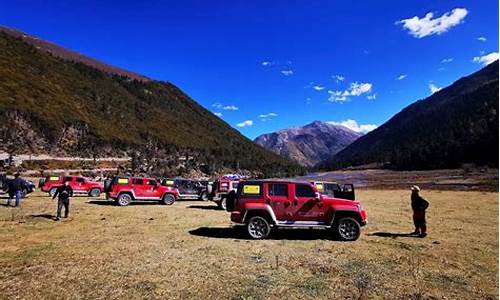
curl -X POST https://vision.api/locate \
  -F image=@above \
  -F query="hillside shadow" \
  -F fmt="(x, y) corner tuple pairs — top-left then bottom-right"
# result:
(369, 231), (420, 238)
(189, 227), (335, 240)
(187, 205), (221, 211)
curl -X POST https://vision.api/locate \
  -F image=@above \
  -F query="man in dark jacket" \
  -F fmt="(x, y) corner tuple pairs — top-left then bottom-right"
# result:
(411, 185), (429, 238)
(52, 181), (73, 220)
(7, 173), (26, 207)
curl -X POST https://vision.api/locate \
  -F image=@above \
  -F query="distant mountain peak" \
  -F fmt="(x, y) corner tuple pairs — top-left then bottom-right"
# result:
(255, 121), (361, 167)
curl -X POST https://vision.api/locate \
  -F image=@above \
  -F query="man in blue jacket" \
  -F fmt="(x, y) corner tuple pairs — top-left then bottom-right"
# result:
(7, 173), (26, 207)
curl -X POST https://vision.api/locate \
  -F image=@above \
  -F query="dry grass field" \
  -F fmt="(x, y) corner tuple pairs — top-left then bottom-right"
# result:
(0, 188), (497, 299)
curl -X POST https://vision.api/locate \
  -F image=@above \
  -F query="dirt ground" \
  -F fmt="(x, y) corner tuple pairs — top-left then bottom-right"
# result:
(0, 189), (497, 299)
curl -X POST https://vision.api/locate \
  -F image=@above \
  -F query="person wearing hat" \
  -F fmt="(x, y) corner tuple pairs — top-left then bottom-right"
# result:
(410, 185), (429, 237)
(7, 173), (27, 207)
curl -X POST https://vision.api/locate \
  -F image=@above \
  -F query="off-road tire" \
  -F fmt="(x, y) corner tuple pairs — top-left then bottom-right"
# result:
(89, 188), (101, 197)
(218, 198), (227, 210)
(49, 187), (58, 197)
(162, 194), (176, 205)
(247, 216), (271, 239)
(199, 192), (208, 201)
(116, 193), (132, 206)
(334, 217), (361, 241)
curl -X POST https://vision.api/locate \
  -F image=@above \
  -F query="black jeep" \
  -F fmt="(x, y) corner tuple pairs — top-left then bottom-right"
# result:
(161, 178), (210, 201)
(0, 174), (36, 198)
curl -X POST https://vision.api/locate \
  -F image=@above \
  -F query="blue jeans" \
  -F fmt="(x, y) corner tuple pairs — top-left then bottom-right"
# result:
(7, 190), (22, 207)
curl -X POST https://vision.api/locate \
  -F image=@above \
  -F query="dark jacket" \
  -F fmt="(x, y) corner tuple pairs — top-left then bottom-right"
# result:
(53, 185), (73, 201)
(9, 177), (26, 192)
(411, 192), (429, 211)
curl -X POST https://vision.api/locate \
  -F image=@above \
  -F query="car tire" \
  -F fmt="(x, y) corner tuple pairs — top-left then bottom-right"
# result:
(162, 194), (176, 205)
(49, 187), (58, 197)
(334, 217), (361, 241)
(199, 192), (208, 201)
(89, 188), (101, 197)
(218, 198), (227, 210)
(116, 193), (132, 206)
(247, 216), (271, 239)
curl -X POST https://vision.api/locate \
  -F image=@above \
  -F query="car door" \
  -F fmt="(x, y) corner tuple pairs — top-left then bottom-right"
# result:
(143, 179), (160, 199)
(75, 177), (86, 192)
(291, 183), (327, 222)
(265, 183), (290, 221)
(132, 178), (146, 198)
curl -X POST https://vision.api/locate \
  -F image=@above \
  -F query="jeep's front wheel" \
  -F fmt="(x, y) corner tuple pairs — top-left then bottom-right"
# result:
(116, 193), (132, 206)
(89, 188), (101, 197)
(247, 216), (271, 239)
(49, 187), (58, 197)
(334, 217), (361, 241)
(162, 194), (176, 205)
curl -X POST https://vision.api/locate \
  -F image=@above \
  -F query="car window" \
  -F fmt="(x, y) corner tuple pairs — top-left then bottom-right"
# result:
(116, 178), (129, 184)
(63, 176), (72, 182)
(268, 183), (288, 197)
(132, 178), (144, 185)
(76, 177), (85, 183)
(231, 182), (239, 189)
(239, 183), (262, 197)
(147, 179), (157, 186)
(295, 184), (315, 197)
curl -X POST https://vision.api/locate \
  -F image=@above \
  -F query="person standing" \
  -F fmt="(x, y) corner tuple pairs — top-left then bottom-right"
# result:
(7, 173), (26, 207)
(52, 180), (73, 221)
(410, 185), (429, 238)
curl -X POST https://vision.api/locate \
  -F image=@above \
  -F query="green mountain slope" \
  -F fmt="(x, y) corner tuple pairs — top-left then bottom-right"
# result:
(323, 61), (499, 170)
(0, 31), (302, 176)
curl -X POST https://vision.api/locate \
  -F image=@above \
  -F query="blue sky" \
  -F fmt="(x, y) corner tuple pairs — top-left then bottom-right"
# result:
(1, 0), (498, 139)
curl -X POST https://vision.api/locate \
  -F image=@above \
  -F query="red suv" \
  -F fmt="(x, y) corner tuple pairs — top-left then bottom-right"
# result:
(40, 175), (104, 197)
(209, 177), (240, 210)
(226, 180), (367, 241)
(105, 176), (179, 206)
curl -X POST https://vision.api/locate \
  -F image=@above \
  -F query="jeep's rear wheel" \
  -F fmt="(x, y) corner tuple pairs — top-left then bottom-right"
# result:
(116, 193), (132, 206)
(162, 194), (176, 205)
(247, 216), (271, 239)
(49, 188), (58, 197)
(199, 192), (208, 201)
(89, 188), (101, 197)
(334, 217), (361, 241)
(218, 198), (227, 210)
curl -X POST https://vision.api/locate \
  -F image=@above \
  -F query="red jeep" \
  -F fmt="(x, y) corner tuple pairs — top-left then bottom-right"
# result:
(40, 175), (104, 197)
(208, 177), (240, 210)
(105, 176), (179, 206)
(226, 180), (367, 241)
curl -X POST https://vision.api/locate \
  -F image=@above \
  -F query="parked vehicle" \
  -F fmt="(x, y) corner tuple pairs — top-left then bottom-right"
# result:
(226, 180), (367, 241)
(161, 178), (210, 200)
(0, 174), (35, 198)
(209, 176), (240, 210)
(105, 176), (179, 206)
(310, 181), (355, 200)
(39, 175), (104, 197)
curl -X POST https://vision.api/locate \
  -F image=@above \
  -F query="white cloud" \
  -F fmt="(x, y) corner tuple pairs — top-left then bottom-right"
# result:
(367, 94), (377, 100)
(312, 85), (325, 91)
(212, 103), (239, 111)
(472, 52), (499, 66)
(281, 69), (293, 76)
(236, 120), (253, 128)
(306, 97), (312, 104)
(213, 112), (222, 117)
(441, 58), (453, 63)
(438, 67), (445, 71)
(429, 83), (442, 94)
(259, 112), (278, 118)
(397, 74), (407, 80)
(328, 119), (378, 134)
(333, 75), (345, 82)
(397, 8), (468, 38)
(477, 36), (487, 42)
(328, 82), (373, 102)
